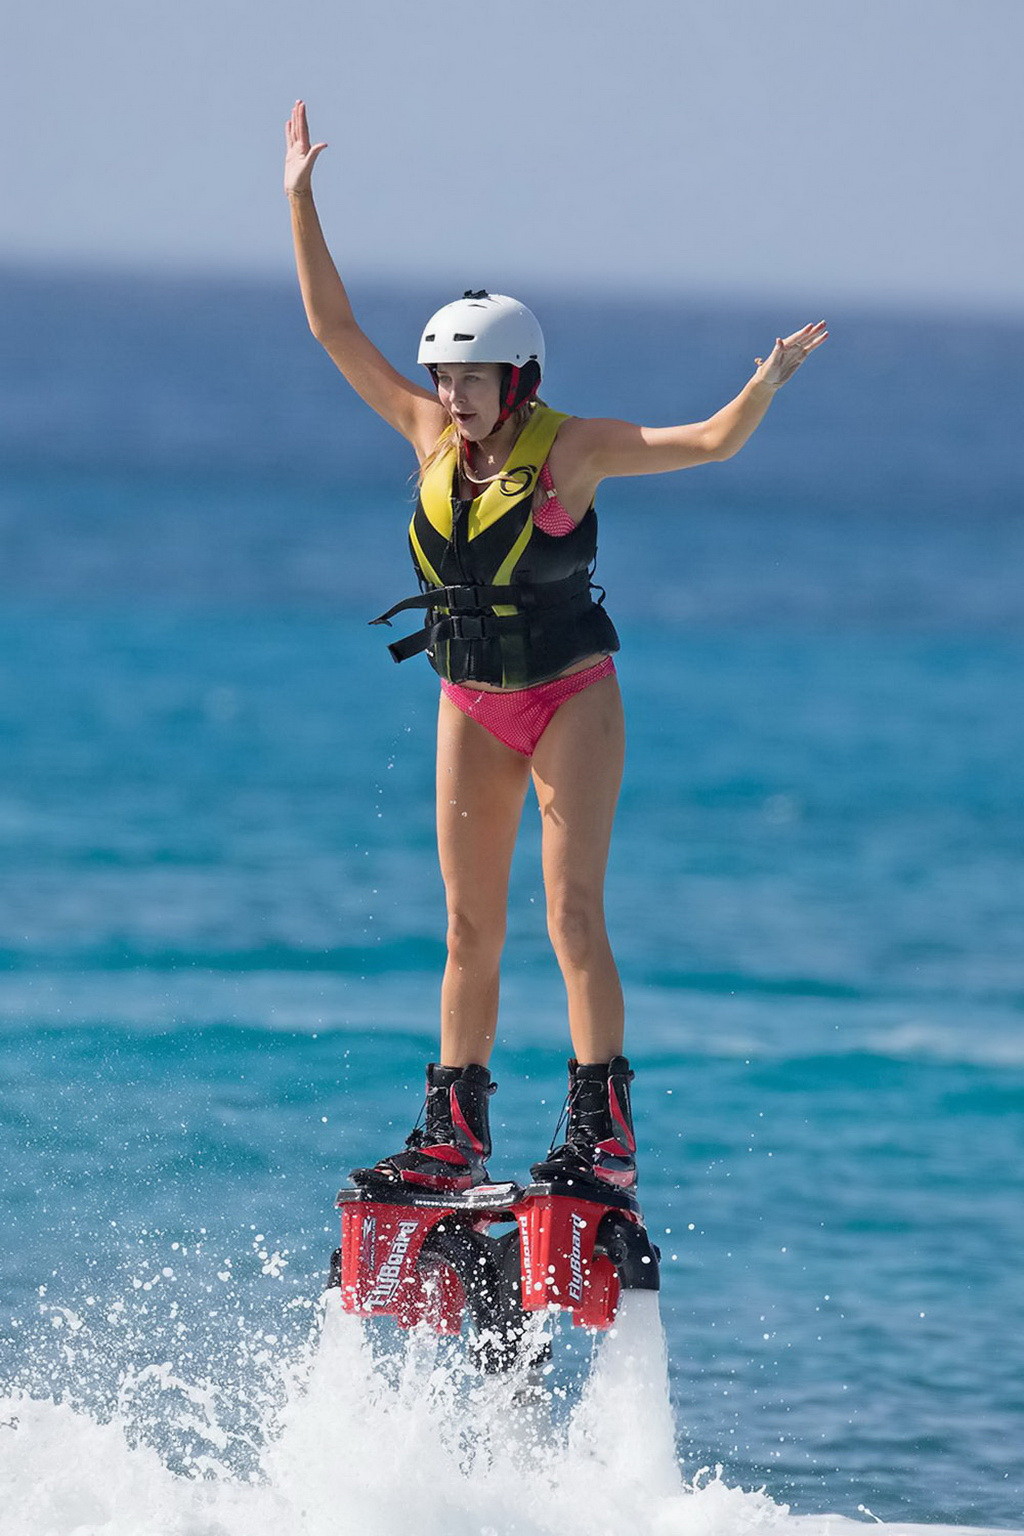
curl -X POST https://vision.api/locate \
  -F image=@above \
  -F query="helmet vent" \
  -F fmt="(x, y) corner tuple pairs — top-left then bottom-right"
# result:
(423, 333), (435, 342)
(453, 333), (475, 341)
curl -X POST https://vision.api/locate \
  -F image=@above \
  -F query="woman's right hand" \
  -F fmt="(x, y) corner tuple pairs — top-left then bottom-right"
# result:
(284, 100), (328, 198)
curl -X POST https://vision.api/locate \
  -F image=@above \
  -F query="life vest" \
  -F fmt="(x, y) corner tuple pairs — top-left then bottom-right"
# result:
(371, 403), (620, 688)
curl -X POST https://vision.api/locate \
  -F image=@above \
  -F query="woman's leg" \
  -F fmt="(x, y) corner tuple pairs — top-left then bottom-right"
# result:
(530, 674), (626, 1063)
(436, 691), (533, 1067)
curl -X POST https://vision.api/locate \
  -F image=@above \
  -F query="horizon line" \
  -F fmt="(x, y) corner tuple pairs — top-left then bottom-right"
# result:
(2, 253), (1022, 327)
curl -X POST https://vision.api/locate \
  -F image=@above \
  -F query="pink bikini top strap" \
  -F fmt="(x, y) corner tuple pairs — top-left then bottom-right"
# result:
(534, 460), (577, 537)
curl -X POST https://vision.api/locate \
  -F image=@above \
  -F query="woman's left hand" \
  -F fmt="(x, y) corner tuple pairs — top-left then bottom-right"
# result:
(754, 321), (828, 388)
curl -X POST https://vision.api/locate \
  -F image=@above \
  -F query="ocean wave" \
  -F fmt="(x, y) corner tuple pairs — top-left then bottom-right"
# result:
(2, 972), (1023, 1072)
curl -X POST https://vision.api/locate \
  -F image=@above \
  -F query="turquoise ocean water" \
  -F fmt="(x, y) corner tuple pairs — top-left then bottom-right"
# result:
(1, 270), (1022, 1532)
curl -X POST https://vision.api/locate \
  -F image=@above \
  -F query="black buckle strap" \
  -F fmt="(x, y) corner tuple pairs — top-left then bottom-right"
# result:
(386, 629), (435, 663)
(371, 571), (590, 629)
(374, 571), (595, 665)
(385, 609), (532, 665)
(370, 584), (511, 627)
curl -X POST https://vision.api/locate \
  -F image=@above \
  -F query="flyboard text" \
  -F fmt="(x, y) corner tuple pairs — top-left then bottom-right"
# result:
(366, 1219), (421, 1309)
(568, 1211), (589, 1303)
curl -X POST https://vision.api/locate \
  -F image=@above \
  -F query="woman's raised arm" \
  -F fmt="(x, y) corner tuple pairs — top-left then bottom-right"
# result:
(285, 101), (445, 451)
(570, 322), (828, 480)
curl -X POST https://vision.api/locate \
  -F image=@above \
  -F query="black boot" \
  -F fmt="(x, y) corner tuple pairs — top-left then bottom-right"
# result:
(530, 1056), (638, 1192)
(352, 1062), (495, 1194)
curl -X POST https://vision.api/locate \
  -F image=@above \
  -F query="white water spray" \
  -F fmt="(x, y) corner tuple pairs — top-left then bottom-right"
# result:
(1, 1281), (1012, 1536)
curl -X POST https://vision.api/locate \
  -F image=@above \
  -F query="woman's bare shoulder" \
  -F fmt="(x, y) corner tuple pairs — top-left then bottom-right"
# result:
(544, 413), (607, 515)
(548, 412), (625, 480)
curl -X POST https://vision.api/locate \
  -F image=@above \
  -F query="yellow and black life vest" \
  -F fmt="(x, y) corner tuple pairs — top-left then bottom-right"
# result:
(371, 403), (619, 687)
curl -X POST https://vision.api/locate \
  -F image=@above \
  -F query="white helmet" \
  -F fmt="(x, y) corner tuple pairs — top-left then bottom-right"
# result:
(417, 291), (545, 374)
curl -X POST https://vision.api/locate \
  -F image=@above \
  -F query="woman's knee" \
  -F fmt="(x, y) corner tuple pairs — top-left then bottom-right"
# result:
(445, 903), (506, 967)
(546, 889), (608, 970)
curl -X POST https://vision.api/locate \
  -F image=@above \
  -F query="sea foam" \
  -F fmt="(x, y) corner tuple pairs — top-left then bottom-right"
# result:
(2, 1281), (1018, 1536)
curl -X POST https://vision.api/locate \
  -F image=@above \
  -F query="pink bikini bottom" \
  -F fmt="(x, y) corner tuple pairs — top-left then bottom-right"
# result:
(440, 657), (616, 757)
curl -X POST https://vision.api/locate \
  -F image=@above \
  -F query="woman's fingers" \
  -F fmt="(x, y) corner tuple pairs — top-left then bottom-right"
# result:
(286, 100), (310, 153)
(781, 322), (827, 348)
(753, 321), (828, 385)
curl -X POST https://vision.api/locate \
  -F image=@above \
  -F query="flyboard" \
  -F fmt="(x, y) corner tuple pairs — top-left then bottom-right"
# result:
(328, 1173), (660, 1372)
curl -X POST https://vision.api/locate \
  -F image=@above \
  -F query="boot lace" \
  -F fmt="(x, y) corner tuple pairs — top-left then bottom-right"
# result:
(543, 1076), (595, 1159)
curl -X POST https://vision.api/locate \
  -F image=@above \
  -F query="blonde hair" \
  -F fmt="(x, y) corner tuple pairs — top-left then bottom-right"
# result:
(415, 399), (542, 490)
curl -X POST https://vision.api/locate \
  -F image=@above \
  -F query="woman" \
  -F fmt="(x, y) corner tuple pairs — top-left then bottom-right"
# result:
(285, 101), (826, 1199)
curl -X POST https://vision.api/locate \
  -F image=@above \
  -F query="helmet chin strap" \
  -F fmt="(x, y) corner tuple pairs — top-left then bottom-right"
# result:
(488, 364), (523, 434)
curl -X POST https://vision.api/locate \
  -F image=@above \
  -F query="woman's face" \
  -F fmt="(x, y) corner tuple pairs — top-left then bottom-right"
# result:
(434, 362), (503, 440)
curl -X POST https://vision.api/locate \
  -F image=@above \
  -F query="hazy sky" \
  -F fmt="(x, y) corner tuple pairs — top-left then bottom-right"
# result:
(4, 0), (1022, 310)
